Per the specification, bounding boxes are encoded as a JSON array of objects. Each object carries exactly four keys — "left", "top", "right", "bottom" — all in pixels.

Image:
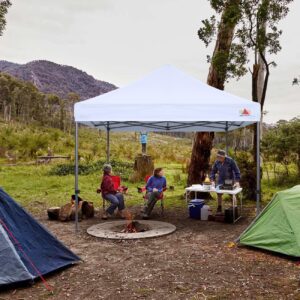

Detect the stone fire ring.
[{"left": 87, "top": 220, "right": 176, "bottom": 240}]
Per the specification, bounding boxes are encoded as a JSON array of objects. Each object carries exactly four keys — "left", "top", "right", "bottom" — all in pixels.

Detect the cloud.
[{"left": 0, "top": 0, "right": 299, "bottom": 122}]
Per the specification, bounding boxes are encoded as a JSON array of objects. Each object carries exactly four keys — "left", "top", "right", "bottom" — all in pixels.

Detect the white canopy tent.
[{"left": 74, "top": 65, "right": 261, "bottom": 231}]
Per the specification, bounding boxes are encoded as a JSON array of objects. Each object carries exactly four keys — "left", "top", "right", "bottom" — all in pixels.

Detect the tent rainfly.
[
  {"left": 0, "top": 188, "right": 80, "bottom": 287},
  {"left": 238, "top": 185, "right": 300, "bottom": 257},
  {"left": 74, "top": 65, "right": 262, "bottom": 231}
]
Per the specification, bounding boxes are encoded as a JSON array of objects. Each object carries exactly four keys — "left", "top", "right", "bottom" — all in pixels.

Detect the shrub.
[
  {"left": 49, "top": 159, "right": 133, "bottom": 180},
  {"left": 234, "top": 151, "right": 258, "bottom": 201}
]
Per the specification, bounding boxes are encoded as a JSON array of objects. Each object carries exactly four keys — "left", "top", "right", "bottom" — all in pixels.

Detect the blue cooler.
[{"left": 188, "top": 199, "right": 205, "bottom": 219}]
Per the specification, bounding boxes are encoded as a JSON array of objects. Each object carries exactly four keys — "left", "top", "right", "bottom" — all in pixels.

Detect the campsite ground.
[
  {"left": 1, "top": 152, "right": 299, "bottom": 299},
  {"left": 0, "top": 206, "right": 300, "bottom": 299}
]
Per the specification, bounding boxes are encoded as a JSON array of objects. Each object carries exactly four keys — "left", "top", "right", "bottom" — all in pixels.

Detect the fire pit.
[{"left": 87, "top": 220, "right": 176, "bottom": 240}]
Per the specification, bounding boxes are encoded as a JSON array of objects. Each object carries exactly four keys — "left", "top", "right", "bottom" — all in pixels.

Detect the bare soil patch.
[{"left": 1, "top": 207, "right": 299, "bottom": 300}]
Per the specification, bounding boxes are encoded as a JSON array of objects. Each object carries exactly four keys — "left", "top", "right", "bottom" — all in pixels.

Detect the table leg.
[
  {"left": 232, "top": 195, "right": 235, "bottom": 223},
  {"left": 240, "top": 193, "right": 243, "bottom": 218},
  {"left": 233, "top": 193, "right": 242, "bottom": 224}
]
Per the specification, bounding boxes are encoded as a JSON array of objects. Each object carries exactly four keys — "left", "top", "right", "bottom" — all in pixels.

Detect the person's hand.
[
  {"left": 153, "top": 188, "right": 158, "bottom": 192},
  {"left": 96, "top": 188, "right": 101, "bottom": 194}
]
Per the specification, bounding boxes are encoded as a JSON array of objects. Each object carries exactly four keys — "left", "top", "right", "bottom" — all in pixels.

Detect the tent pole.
[
  {"left": 75, "top": 122, "right": 79, "bottom": 233},
  {"left": 106, "top": 122, "right": 110, "bottom": 163},
  {"left": 225, "top": 122, "right": 229, "bottom": 154},
  {"left": 256, "top": 122, "right": 261, "bottom": 216}
]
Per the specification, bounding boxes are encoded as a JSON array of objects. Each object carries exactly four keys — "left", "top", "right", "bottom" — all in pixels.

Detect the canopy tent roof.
[{"left": 74, "top": 65, "right": 261, "bottom": 132}]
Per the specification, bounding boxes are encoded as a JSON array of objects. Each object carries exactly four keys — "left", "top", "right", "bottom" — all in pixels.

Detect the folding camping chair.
[{"left": 138, "top": 175, "right": 166, "bottom": 216}]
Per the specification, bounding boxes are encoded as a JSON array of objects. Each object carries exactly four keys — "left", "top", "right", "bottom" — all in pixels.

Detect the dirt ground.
[{"left": 1, "top": 206, "right": 300, "bottom": 300}]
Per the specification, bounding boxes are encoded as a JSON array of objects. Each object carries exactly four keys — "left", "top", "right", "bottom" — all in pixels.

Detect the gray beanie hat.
[
  {"left": 217, "top": 149, "right": 226, "bottom": 157},
  {"left": 103, "top": 164, "right": 112, "bottom": 172}
]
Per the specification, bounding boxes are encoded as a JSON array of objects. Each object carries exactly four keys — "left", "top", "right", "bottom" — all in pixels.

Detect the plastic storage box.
[{"left": 188, "top": 199, "right": 205, "bottom": 219}]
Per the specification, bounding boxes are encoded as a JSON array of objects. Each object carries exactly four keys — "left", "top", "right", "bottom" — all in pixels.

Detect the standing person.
[
  {"left": 210, "top": 150, "right": 241, "bottom": 213},
  {"left": 140, "top": 132, "right": 148, "bottom": 154},
  {"left": 142, "top": 168, "right": 167, "bottom": 219},
  {"left": 97, "top": 164, "right": 125, "bottom": 220}
]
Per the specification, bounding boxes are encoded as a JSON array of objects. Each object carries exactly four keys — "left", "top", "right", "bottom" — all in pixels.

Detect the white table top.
[{"left": 185, "top": 185, "right": 242, "bottom": 195}]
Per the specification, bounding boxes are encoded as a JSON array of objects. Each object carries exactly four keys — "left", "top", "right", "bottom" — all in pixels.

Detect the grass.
[
  {"left": 0, "top": 123, "right": 193, "bottom": 213},
  {"left": 1, "top": 161, "right": 298, "bottom": 216},
  {"left": 0, "top": 163, "right": 189, "bottom": 214},
  {"left": 0, "top": 121, "right": 192, "bottom": 164},
  {"left": 1, "top": 122, "right": 299, "bottom": 214}
]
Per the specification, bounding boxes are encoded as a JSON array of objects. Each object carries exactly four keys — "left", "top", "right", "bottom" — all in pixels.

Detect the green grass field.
[
  {"left": 1, "top": 161, "right": 295, "bottom": 216},
  {"left": 0, "top": 163, "right": 189, "bottom": 213},
  {"left": 1, "top": 122, "right": 298, "bottom": 214}
]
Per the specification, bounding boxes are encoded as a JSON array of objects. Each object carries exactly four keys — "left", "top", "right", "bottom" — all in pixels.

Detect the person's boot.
[
  {"left": 102, "top": 212, "right": 113, "bottom": 220},
  {"left": 117, "top": 210, "right": 125, "bottom": 219},
  {"left": 142, "top": 214, "right": 149, "bottom": 220}
]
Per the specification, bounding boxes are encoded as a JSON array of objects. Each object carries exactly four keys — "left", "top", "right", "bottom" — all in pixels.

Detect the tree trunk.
[
  {"left": 253, "top": 19, "right": 267, "bottom": 163},
  {"left": 188, "top": 0, "right": 241, "bottom": 186},
  {"left": 252, "top": 63, "right": 260, "bottom": 162},
  {"left": 188, "top": 132, "right": 214, "bottom": 185},
  {"left": 130, "top": 154, "right": 154, "bottom": 182}
]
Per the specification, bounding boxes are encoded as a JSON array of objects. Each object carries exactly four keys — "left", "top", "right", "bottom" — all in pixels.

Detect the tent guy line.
[
  {"left": 0, "top": 218, "right": 52, "bottom": 291},
  {"left": 0, "top": 189, "right": 80, "bottom": 287}
]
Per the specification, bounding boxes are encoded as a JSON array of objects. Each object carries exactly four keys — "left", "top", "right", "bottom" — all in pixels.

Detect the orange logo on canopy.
[{"left": 240, "top": 108, "right": 251, "bottom": 116}]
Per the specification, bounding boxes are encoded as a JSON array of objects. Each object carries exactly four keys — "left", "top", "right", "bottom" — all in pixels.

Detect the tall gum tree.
[
  {"left": 188, "top": 0, "right": 293, "bottom": 185},
  {"left": 188, "top": 0, "right": 243, "bottom": 185},
  {"left": 236, "top": 0, "right": 294, "bottom": 160}
]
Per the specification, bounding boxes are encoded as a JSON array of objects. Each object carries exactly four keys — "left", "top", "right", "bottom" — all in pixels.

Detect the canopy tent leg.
[
  {"left": 256, "top": 122, "right": 261, "bottom": 216},
  {"left": 225, "top": 122, "right": 229, "bottom": 154},
  {"left": 74, "top": 122, "right": 79, "bottom": 233},
  {"left": 106, "top": 122, "right": 110, "bottom": 163}
]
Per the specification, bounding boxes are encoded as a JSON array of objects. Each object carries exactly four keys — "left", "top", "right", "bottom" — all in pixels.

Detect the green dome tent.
[{"left": 239, "top": 185, "right": 300, "bottom": 257}]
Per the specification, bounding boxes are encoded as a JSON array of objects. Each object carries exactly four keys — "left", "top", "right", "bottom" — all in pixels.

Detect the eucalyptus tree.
[
  {"left": 188, "top": 0, "right": 242, "bottom": 185},
  {"left": 188, "top": 0, "right": 293, "bottom": 184},
  {"left": 0, "top": 0, "right": 11, "bottom": 36}
]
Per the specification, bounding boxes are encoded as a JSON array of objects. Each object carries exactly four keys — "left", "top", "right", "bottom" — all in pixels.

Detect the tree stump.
[
  {"left": 47, "top": 207, "right": 61, "bottom": 220},
  {"left": 131, "top": 154, "right": 154, "bottom": 182}
]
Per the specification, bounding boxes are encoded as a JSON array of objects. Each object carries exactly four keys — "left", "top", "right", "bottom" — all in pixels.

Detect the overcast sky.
[{"left": 0, "top": 0, "right": 299, "bottom": 123}]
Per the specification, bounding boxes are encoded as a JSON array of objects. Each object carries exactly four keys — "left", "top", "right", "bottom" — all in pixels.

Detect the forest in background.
[{"left": 0, "top": 72, "right": 79, "bottom": 131}]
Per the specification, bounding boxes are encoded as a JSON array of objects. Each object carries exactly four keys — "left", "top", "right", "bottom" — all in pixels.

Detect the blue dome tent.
[{"left": 0, "top": 188, "right": 80, "bottom": 287}]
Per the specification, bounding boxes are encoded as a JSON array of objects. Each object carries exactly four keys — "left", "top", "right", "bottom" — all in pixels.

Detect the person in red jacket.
[{"left": 98, "top": 164, "right": 125, "bottom": 219}]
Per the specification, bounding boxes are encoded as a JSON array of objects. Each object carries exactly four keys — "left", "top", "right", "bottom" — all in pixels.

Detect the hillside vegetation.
[
  {"left": 0, "top": 119, "right": 299, "bottom": 213},
  {"left": 0, "top": 72, "right": 77, "bottom": 131},
  {"left": 0, "top": 122, "right": 192, "bottom": 211},
  {"left": 0, "top": 60, "right": 116, "bottom": 99},
  {"left": 0, "top": 121, "right": 192, "bottom": 164}
]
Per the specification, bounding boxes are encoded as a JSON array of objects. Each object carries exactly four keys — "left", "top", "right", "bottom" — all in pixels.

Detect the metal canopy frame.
[
  {"left": 74, "top": 121, "right": 261, "bottom": 232},
  {"left": 88, "top": 121, "right": 246, "bottom": 132}
]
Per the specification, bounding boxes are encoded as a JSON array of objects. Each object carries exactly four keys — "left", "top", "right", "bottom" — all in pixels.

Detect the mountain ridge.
[{"left": 0, "top": 60, "right": 117, "bottom": 99}]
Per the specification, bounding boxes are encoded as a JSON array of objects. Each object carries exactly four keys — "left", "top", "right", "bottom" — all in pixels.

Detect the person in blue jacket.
[
  {"left": 210, "top": 149, "right": 241, "bottom": 213},
  {"left": 140, "top": 132, "right": 148, "bottom": 154},
  {"left": 142, "top": 168, "right": 167, "bottom": 219}
]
